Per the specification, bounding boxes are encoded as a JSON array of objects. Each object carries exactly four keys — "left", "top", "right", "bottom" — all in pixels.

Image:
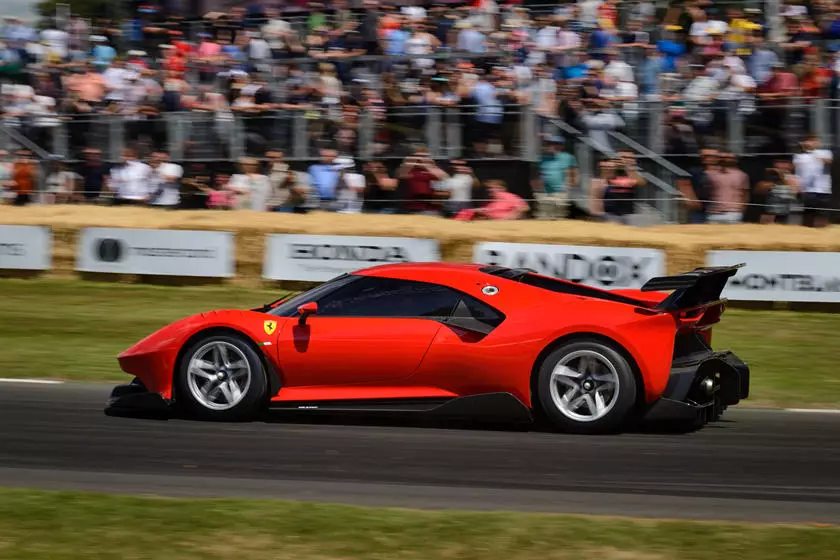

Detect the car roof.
[{"left": 355, "top": 262, "right": 649, "bottom": 309}]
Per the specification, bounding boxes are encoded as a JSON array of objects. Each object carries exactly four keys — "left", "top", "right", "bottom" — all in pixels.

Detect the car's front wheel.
[
  {"left": 536, "top": 339, "right": 638, "bottom": 434},
  {"left": 175, "top": 334, "right": 267, "bottom": 421}
]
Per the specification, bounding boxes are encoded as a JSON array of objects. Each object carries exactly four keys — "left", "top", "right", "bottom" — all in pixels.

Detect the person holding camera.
[
  {"left": 397, "top": 149, "right": 449, "bottom": 215},
  {"left": 756, "top": 158, "right": 799, "bottom": 224}
]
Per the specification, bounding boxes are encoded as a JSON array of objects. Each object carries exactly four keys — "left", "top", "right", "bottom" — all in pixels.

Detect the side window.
[
  {"left": 316, "top": 277, "right": 460, "bottom": 318},
  {"left": 460, "top": 295, "right": 506, "bottom": 329}
]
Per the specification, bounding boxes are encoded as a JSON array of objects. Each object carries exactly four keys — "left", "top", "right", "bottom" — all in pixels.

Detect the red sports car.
[{"left": 109, "top": 262, "right": 750, "bottom": 434}]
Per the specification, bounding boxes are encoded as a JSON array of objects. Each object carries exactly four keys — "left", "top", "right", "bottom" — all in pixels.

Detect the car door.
[{"left": 276, "top": 276, "right": 461, "bottom": 387}]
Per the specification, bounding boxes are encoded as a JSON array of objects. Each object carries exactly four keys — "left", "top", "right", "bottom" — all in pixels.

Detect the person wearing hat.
[{"left": 533, "top": 134, "right": 577, "bottom": 220}]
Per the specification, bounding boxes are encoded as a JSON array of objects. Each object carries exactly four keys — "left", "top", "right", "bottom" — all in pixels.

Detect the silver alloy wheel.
[
  {"left": 549, "top": 349, "right": 620, "bottom": 423},
  {"left": 186, "top": 341, "right": 252, "bottom": 411}
]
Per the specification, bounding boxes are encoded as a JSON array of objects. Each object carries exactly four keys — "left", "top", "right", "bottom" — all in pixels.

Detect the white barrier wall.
[
  {"left": 0, "top": 225, "right": 51, "bottom": 270},
  {"left": 7, "top": 222, "right": 840, "bottom": 304},
  {"left": 263, "top": 234, "right": 442, "bottom": 281},
  {"left": 473, "top": 242, "right": 666, "bottom": 290},
  {"left": 707, "top": 250, "right": 840, "bottom": 302},
  {"left": 76, "top": 228, "right": 235, "bottom": 277}
]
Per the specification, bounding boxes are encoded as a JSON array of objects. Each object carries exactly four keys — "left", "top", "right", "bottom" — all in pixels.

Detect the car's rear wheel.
[
  {"left": 536, "top": 339, "right": 637, "bottom": 434},
  {"left": 175, "top": 334, "right": 267, "bottom": 421}
]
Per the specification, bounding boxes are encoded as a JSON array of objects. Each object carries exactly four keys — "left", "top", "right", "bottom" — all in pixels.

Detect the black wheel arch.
[
  {"left": 529, "top": 332, "right": 646, "bottom": 414},
  {"left": 171, "top": 326, "right": 281, "bottom": 403}
]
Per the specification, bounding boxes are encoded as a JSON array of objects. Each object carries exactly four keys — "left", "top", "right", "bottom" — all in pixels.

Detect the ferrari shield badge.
[{"left": 263, "top": 320, "right": 277, "bottom": 335}]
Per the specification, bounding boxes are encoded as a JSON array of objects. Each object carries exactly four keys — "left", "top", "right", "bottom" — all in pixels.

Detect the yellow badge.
[{"left": 263, "top": 320, "right": 277, "bottom": 335}]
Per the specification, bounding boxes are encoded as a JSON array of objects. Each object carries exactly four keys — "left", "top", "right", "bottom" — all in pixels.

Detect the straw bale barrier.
[{"left": 4, "top": 206, "right": 840, "bottom": 287}]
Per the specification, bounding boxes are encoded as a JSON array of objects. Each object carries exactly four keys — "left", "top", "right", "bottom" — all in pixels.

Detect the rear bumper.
[
  {"left": 104, "top": 377, "right": 171, "bottom": 417},
  {"left": 644, "top": 351, "right": 750, "bottom": 423}
]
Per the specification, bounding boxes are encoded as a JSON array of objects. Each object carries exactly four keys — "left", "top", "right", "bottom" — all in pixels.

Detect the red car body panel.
[{"left": 116, "top": 262, "right": 699, "bottom": 408}]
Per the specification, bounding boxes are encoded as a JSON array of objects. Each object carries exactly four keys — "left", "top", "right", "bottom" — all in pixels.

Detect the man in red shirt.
[{"left": 396, "top": 149, "right": 449, "bottom": 215}]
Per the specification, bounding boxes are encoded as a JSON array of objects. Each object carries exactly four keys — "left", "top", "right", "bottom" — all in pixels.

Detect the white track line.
[
  {"left": 0, "top": 378, "right": 64, "bottom": 384},
  {"left": 785, "top": 408, "right": 840, "bottom": 414}
]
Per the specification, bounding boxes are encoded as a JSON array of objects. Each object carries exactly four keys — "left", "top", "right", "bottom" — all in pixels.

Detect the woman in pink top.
[{"left": 455, "top": 180, "right": 529, "bottom": 220}]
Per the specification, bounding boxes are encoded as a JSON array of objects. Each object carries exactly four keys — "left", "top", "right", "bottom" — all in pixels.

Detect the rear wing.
[{"left": 641, "top": 264, "right": 744, "bottom": 312}]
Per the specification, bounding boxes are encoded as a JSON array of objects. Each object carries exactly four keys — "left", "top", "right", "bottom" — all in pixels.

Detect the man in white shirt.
[
  {"left": 148, "top": 152, "right": 183, "bottom": 209},
  {"left": 793, "top": 135, "right": 833, "bottom": 228},
  {"left": 108, "top": 148, "right": 152, "bottom": 205},
  {"left": 604, "top": 49, "right": 634, "bottom": 85}
]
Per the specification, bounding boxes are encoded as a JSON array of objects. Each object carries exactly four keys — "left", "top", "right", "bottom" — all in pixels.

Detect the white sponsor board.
[
  {"left": 0, "top": 225, "right": 51, "bottom": 270},
  {"left": 264, "top": 234, "right": 441, "bottom": 281},
  {"left": 707, "top": 250, "right": 840, "bottom": 302},
  {"left": 473, "top": 242, "right": 665, "bottom": 289},
  {"left": 76, "top": 228, "right": 235, "bottom": 277}
]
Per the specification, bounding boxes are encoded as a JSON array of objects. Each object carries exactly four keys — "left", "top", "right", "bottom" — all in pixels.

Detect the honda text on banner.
[
  {"left": 473, "top": 242, "right": 665, "bottom": 290},
  {"left": 707, "top": 250, "right": 840, "bottom": 302},
  {"left": 76, "top": 228, "right": 235, "bottom": 277},
  {"left": 0, "top": 225, "right": 51, "bottom": 271},
  {"left": 263, "top": 234, "right": 441, "bottom": 282}
]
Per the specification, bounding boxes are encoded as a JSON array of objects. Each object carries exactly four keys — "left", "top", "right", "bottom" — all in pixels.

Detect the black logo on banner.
[
  {"left": 291, "top": 244, "right": 409, "bottom": 262},
  {"left": 481, "top": 249, "right": 653, "bottom": 287},
  {"left": 730, "top": 274, "right": 840, "bottom": 292},
  {"left": 96, "top": 238, "right": 124, "bottom": 262},
  {"left": 0, "top": 243, "right": 25, "bottom": 257}
]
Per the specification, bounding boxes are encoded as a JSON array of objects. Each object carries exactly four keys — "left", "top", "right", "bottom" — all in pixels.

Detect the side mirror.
[{"left": 297, "top": 302, "right": 318, "bottom": 326}]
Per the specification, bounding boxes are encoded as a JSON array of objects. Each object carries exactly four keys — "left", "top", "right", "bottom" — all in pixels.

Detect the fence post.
[
  {"left": 575, "top": 140, "right": 592, "bottom": 212},
  {"left": 426, "top": 107, "right": 442, "bottom": 159},
  {"left": 446, "top": 108, "right": 462, "bottom": 159},
  {"left": 54, "top": 120, "right": 68, "bottom": 159},
  {"left": 727, "top": 101, "right": 744, "bottom": 155},
  {"left": 109, "top": 115, "right": 124, "bottom": 162},
  {"left": 292, "top": 111, "right": 307, "bottom": 159},
  {"left": 520, "top": 105, "right": 538, "bottom": 162},
  {"left": 231, "top": 116, "right": 245, "bottom": 160},
  {"left": 358, "top": 109, "right": 373, "bottom": 160},
  {"left": 646, "top": 101, "right": 663, "bottom": 154},
  {"left": 813, "top": 98, "right": 829, "bottom": 146}
]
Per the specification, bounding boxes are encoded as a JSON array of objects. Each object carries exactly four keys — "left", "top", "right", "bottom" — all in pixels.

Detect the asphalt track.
[{"left": 2, "top": 381, "right": 840, "bottom": 523}]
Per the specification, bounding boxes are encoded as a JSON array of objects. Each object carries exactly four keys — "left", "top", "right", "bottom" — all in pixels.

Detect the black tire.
[
  {"left": 175, "top": 334, "right": 268, "bottom": 421},
  {"left": 536, "top": 338, "right": 638, "bottom": 434}
]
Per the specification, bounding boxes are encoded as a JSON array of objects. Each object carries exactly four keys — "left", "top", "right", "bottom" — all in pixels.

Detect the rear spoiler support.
[{"left": 641, "top": 264, "right": 744, "bottom": 311}]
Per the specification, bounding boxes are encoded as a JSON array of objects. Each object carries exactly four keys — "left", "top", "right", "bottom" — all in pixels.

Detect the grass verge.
[
  {"left": 0, "top": 487, "right": 838, "bottom": 559},
  {"left": 1, "top": 278, "right": 838, "bottom": 408}
]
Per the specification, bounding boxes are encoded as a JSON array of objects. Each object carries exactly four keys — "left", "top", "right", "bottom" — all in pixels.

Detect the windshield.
[{"left": 265, "top": 274, "right": 359, "bottom": 317}]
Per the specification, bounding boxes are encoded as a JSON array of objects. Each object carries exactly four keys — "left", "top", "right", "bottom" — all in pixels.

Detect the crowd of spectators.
[{"left": 0, "top": 1, "right": 837, "bottom": 225}]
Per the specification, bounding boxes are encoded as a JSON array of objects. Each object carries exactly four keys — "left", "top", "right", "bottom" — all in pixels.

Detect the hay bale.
[{"left": 3, "top": 206, "right": 840, "bottom": 283}]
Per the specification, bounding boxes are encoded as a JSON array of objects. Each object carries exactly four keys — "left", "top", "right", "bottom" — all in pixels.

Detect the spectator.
[
  {"left": 397, "top": 148, "right": 449, "bottom": 215},
  {"left": 44, "top": 158, "right": 80, "bottom": 204},
  {"left": 454, "top": 179, "right": 527, "bottom": 220},
  {"left": 10, "top": 149, "right": 37, "bottom": 206},
  {"left": 794, "top": 135, "right": 833, "bottom": 228},
  {"left": 706, "top": 152, "right": 750, "bottom": 224},
  {"left": 227, "top": 157, "right": 271, "bottom": 211},
  {"left": 757, "top": 158, "right": 800, "bottom": 224},
  {"left": 362, "top": 160, "right": 398, "bottom": 214},
  {"left": 76, "top": 148, "right": 109, "bottom": 203},
  {"left": 441, "top": 159, "right": 478, "bottom": 217},
  {"left": 592, "top": 158, "right": 639, "bottom": 224},
  {"left": 108, "top": 147, "right": 152, "bottom": 205},
  {"left": 148, "top": 151, "right": 183, "bottom": 209},
  {"left": 266, "top": 150, "right": 311, "bottom": 214},
  {"left": 534, "top": 135, "right": 577, "bottom": 219},
  {"left": 307, "top": 148, "right": 342, "bottom": 210}
]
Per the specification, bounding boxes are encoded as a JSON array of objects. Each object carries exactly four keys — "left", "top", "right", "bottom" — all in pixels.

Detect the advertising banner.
[
  {"left": 263, "top": 234, "right": 441, "bottom": 281},
  {"left": 0, "top": 225, "right": 51, "bottom": 270},
  {"left": 76, "top": 228, "right": 235, "bottom": 277},
  {"left": 707, "top": 250, "right": 840, "bottom": 302},
  {"left": 473, "top": 242, "right": 665, "bottom": 289}
]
